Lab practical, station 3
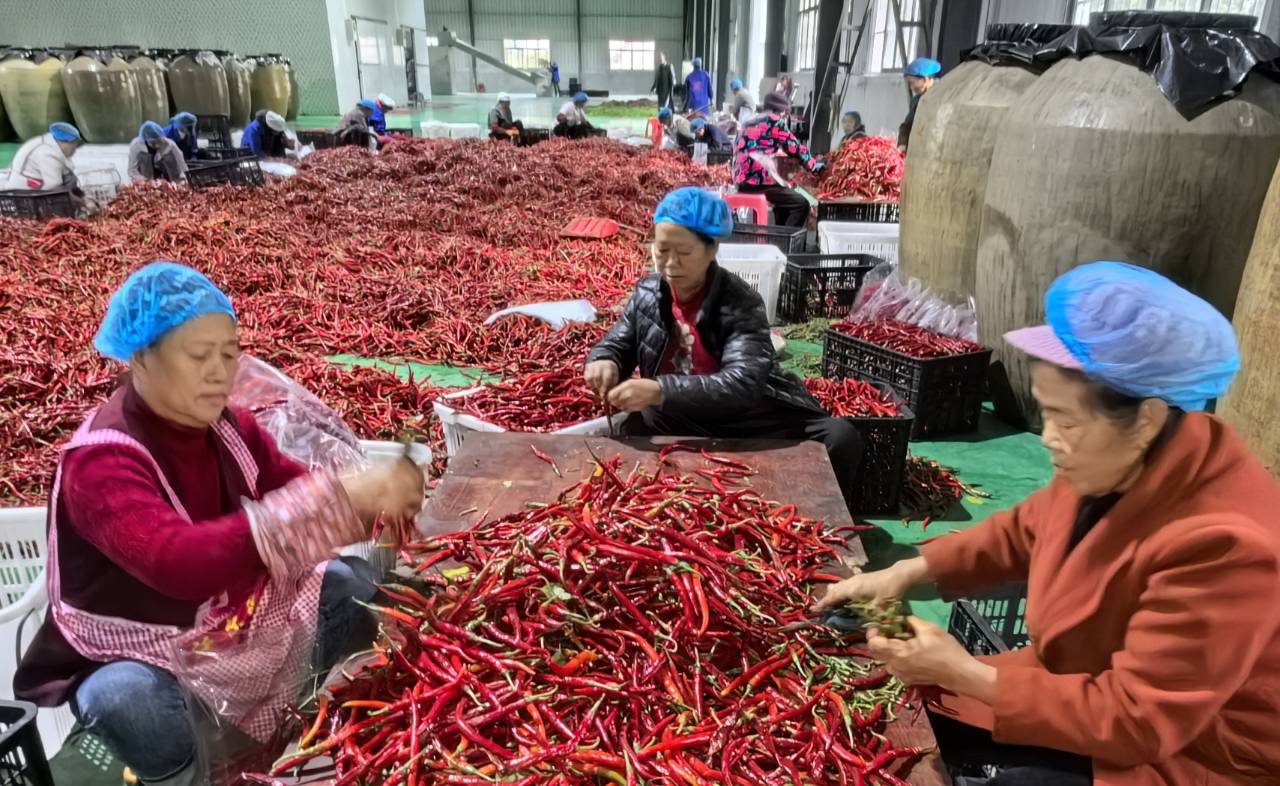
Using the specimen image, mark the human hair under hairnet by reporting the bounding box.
[653,187,732,241]
[94,262,237,362]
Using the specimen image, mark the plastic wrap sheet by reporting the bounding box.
[849,264,979,342]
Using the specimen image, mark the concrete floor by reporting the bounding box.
[0,94,653,172]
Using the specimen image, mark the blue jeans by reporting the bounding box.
[71,557,379,783]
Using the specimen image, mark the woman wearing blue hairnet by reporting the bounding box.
[585,187,863,500]
[899,57,940,152]
[338,99,379,149]
[555,92,595,139]
[819,262,1280,786]
[128,122,188,184]
[13,263,425,785]
[3,122,83,191]
[163,112,200,161]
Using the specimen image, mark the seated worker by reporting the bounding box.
[658,107,694,148]
[488,93,525,142]
[839,111,866,147]
[163,112,199,161]
[337,99,378,148]
[127,121,188,184]
[691,118,730,152]
[4,122,82,191]
[370,93,396,135]
[819,262,1280,785]
[584,187,862,501]
[554,92,593,139]
[12,262,425,786]
[241,110,296,158]
[732,92,825,227]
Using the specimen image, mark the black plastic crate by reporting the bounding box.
[844,382,914,515]
[195,113,232,149]
[296,128,339,149]
[520,127,552,145]
[817,200,900,224]
[198,146,255,162]
[777,253,880,323]
[948,585,1029,656]
[706,149,732,166]
[730,223,806,255]
[0,701,53,786]
[0,188,76,220]
[187,158,265,190]
[587,127,608,138]
[822,327,992,439]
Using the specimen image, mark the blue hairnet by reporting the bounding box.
[173,112,197,127]
[692,57,703,69]
[690,118,707,131]
[573,91,588,103]
[140,121,165,141]
[905,58,941,78]
[50,122,80,142]
[94,262,237,362]
[654,187,732,241]
[730,79,743,90]
[1045,261,1239,411]
[658,107,673,121]
[358,99,378,111]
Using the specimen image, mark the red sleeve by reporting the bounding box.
[920,486,1048,594]
[228,407,308,494]
[61,445,266,602]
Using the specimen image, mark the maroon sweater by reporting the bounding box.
[14,385,306,706]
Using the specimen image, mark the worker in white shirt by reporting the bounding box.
[5,122,83,192]
[554,92,594,139]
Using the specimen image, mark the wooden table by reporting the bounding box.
[422,432,948,785]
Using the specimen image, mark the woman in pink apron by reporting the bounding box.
[14,262,424,785]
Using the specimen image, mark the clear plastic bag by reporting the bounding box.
[848,269,979,342]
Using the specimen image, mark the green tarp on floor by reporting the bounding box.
[325,354,497,389]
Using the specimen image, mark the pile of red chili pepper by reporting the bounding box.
[447,366,607,433]
[832,320,987,360]
[804,378,904,419]
[248,447,923,786]
[900,453,991,524]
[816,137,905,203]
[0,139,724,504]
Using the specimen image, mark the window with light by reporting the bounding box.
[868,0,924,73]
[609,40,656,71]
[503,39,551,70]
[1071,0,1266,22]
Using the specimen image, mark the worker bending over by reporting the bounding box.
[554,92,594,139]
[242,111,297,159]
[732,93,824,227]
[691,119,730,152]
[163,112,200,161]
[899,58,940,152]
[840,111,866,147]
[369,93,396,135]
[821,262,1280,786]
[730,79,756,121]
[338,99,378,148]
[128,122,187,184]
[585,187,862,502]
[658,107,694,149]
[4,122,82,192]
[488,93,525,142]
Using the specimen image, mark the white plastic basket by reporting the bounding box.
[341,440,434,574]
[606,127,631,141]
[448,123,482,140]
[818,221,901,263]
[420,121,451,139]
[717,243,787,323]
[433,388,625,457]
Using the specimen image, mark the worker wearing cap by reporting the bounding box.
[691,118,730,152]
[899,57,940,152]
[732,92,825,227]
[651,51,676,110]
[163,112,200,161]
[128,121,188,184]
[554,92,594,140]
[369,93,396,136]
[658,107,694,149]
[840,111,866,148]
[4,122,83,191]
[683,56,713,116]
[730,79,756,121]
[820,261,1280,786]
[241,110,296,158]
[488,93,525,143]
[585,187,862,502]
[338,99,378,148]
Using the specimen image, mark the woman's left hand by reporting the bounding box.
[607,379,663,412]
[866,616,997,702]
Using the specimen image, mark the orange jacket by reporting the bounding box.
[922,413,1280,786]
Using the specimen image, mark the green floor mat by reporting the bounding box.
[324,354,497,389]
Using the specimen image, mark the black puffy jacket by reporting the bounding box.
[587,262,822,416]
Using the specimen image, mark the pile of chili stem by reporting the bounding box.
[831,320,986,359]
[900,453,991,524]
[0,139,725,504]
[817,137,904,203]
[804,378,904,419]
[248,447,922,786]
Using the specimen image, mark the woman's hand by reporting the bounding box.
[343,458,426,528]
[866,616,997,702]
[814,557,929,610]
[607,379,663,412]
[584,360,620,398]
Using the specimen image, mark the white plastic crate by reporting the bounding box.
[420,121,450,139]
[606,126,631,141]
[718,243,787,323]
[448,123,482,140]
[433,388,626,457]
[818,221,901,263]
[342,440,434,574]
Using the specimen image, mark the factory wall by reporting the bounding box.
[422,0,683,95]
[327,0,429,111]
[0,0,342,115]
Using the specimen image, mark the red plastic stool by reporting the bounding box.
[724,193,770,225]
